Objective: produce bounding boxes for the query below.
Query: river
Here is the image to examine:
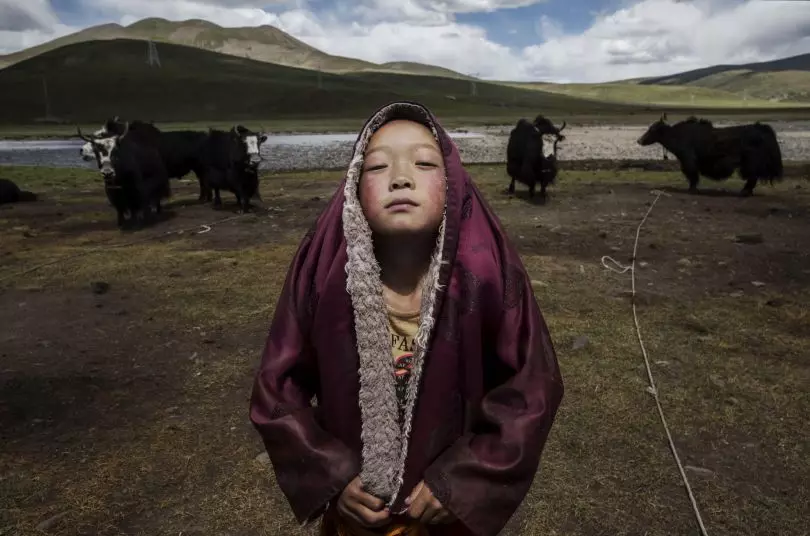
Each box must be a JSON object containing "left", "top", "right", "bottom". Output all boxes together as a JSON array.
[{"left": 0, "top": 132, "right": 488, "bottom": 172}]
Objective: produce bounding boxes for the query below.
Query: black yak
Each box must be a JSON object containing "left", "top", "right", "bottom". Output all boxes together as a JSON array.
[
  {"left": 81, "top": 117, "right": 210, "bottom": 202},
  {"left": 506, "top": 115, "right": 567, "bottom": 199},
  {"left": 198, "top": 125, "right": 267, "bottom": 213},
  {"left": 78, "top": 123, "right": 171, "bottom": 228},
  {"left": 637, "top": 113, "right": 783, "bottom": 196},
  {"left": 0, "top": 178, "right": 37, "bottom": 205}
]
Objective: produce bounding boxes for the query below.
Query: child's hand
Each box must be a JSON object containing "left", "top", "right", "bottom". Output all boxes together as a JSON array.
[
  {"left": 337, "top": 477, "right": 391, "bottom": 529},
  {"left": 405, "top": 480, "right": 456, "bottom": 524}
]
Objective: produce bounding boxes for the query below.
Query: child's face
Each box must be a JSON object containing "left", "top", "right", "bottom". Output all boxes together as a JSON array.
[{"left": 359, "top": 120, "right": 446, "bottom": 237}]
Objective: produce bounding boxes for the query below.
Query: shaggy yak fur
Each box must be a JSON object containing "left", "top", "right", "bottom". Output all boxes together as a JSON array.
[
  {"left": 637, "top": 113, "right": 784, "bottom": 196},
  {"left": 506, "top": 114, "right": 567, "bottom": 200},
  {"left": 0, "top": 178, "right": 37, "bottom": 205}
]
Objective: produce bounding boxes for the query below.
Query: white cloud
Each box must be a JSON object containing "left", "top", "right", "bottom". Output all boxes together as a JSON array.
[
  {"left": 1, "top": 0, "right": 809, "bottom": 85},
  {"left": 535, "top": 14, "right": 563, "bottom": 41},
  {"left": 522, "top": 0, "right": 810, "bottom": 82},
  {"left": 346, "top": 0, "right": 548, "bottom": 24},
  {"left": 0, "top": 0, "right": 61, "bottom": 32},
  {"left": 306, "top": 21, "right": 525, "bottom": 78},
  {"left": 0, "top": 0, "right": 77, "bottom": 54}
]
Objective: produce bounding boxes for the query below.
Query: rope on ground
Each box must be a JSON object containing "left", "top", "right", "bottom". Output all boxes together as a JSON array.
[
  {"left": 0, "top": 212, "right": 249, "bottom": 285},
  {"left": 600, "top": 189, "right": 709, "bottom": 536}
]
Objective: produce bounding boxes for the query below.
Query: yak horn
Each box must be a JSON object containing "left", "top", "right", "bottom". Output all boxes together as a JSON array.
[
  {"left": 76, "top": 126, "right": 94, "bottom": 142},
  {"left": 557, "top": 120, "right": 567, "bottom": 133}
]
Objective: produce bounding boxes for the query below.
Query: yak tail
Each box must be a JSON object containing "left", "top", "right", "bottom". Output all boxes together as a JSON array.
[
  {"left": 756, "top": 123, "right": 784, "bottom": 183},
  {"left": 18, "top": 191, "right": 38, "bottom": 202}
]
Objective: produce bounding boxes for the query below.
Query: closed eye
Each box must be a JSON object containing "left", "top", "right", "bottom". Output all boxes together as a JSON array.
[
  {"left": 416, "top": 161, "right": 438, "bottom": 168},
  {"left": 364, "top": 164, "right": 387, "bottom": 172}
]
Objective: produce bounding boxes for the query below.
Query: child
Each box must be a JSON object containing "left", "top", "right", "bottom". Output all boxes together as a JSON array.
[{"left": 250, "top": 101, "right": 564, "bottom": 536}]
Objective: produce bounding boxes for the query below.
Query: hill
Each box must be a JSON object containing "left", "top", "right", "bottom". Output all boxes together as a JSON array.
[
  {"left": 502, "top": 81, "right": 804, "bottom": 108},
  {"left": 635, "top": 53, "right": 810, "bottom": 102},
  {"left": 0, "top": 17, "right": 471, "bottom": 79},
  {"left": 0, "top": 38, "right": 650, "bottom": 125},
  {"left": 371, "top": 62, "right": 474, "bottom": 80}
]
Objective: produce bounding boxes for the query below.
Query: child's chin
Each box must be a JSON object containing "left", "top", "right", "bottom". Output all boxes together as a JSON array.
[{"left": 378, "top": 223, "right": 435, "bottom": 237}]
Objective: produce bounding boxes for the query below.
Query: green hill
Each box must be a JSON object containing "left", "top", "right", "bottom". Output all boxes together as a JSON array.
[
  {"left": 371, "top": 62, "right": 473, "bottom": 80},
  {"left": 0, "top": 17, "right": 469, "bottom": 79},
  {"left": 635, "top": 53, "right": 810, "bottom": 102},
  {"left": 4, "top": 17, "right": 810, "bottom": 107},
  {"left": 0, "top": 38, "right": 651, "bottom": 125},
  {"left": 502, "top": 81, "right": 806, "bottom": 108}
]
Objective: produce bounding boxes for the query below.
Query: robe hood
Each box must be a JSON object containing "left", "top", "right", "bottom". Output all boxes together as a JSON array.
[
  {"left": 250, "top": 101, "right": 564, "bottom": 536},
  {"left": 341, "top": 101, "right": 459, "bottom": 502}
]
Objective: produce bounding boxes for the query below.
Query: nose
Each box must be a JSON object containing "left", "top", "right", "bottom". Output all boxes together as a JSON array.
[{"left": 390, "top": 175, "right": 414, "bottom": 190}]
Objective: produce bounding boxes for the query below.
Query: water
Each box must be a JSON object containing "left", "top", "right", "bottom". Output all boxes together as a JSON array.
[{"left": 0, "top": 132, "right": 486, "bottom": 171}]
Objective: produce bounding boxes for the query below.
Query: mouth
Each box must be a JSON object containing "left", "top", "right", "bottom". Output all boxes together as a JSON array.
[{"left": 385, "top": 198, "right": 419, "bottom": 209}]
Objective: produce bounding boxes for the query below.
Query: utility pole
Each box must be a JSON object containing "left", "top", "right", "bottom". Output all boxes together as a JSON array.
[
  {"left": 470, "top": 72, "right": 481, "bottom": 97},
  {"left": 147, "top": 40, "right": 161, "bottom": 67},
  {"left": 42, "top": 75, "right": 51, "bottom": 119}
]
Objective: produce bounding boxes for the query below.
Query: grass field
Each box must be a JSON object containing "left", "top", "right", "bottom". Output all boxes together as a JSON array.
[
  {"left": 0, "top": 38, "right": 639, "bottom": 126},
  {"left": 506, "top": 81, "right": 810, "bottom": 108},
  {"left": 5, "top": 38, "right": 810, "bottom": 139},
  {"left": 7, "top": 109, "right": 810, "bottom": 141},
  {"left": 1, "top": 162, "right": 808, "bottom": 536}
]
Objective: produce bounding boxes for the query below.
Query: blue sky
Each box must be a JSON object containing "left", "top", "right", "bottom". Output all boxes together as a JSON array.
[
  {"left": 455, "top": 0, "right": 607, "bottom": 49},
  {"left": 51, "top": 0, "right": 92, "bottom": 26},
  {"left": 2, "top": 0, "right": 810, "bottom": 82}
]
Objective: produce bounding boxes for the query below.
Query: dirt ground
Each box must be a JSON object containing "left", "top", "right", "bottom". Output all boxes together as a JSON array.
[{"left": 1, "top": 162, "right": 809, "bottom": 536}]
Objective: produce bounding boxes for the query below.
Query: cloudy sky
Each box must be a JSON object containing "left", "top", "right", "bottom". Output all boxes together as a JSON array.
[{"left": 1, "top": 0, "right": 809, "bottom": 82}]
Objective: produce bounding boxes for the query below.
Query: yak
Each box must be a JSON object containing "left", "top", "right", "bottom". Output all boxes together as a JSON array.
[
  {"left": 506, "top": 115, "right": 567, "bottom": 199},
  {"left": 198, "top": 125, "right": 267, "bottom": 213},
  {"left": 78, "top": 122, "right": 171, "bottom": 228},
  {"left": 81, "top": 117, "right": 210, "bottom": 202},
  {"left": 0, "top": 178, "right": 37, "bottom": 205},
  {"left": 637, "top": 113, "right": 783, "bottom": 196}
]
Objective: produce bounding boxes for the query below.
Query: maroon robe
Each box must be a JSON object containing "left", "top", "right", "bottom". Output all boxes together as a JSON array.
[{"left": 249, "top": 101, "right": 564, "bottom": 536}]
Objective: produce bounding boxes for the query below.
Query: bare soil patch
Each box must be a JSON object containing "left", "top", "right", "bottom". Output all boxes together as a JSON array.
[{"left": 1, "top": 163, "right": 808, "bottom": 536}]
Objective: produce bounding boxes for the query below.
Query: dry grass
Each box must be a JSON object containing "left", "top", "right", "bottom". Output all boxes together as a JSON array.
[
  {"left": 1, "top": 163, "right": 808, "bottom": 535},
  {"left": 507, "top": 81, "right": 804, "bottom": 108}
]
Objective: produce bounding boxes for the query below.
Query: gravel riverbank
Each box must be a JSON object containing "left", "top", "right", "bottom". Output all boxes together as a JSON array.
[
  {"left": 2, "top": 122, "right": 808, "bottom": 172},
  {"left": 266, "top": 122, "right": 810, "bottom": 172}
]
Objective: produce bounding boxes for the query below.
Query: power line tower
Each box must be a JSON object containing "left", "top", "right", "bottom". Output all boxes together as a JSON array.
[
  {"left": 470, "top": 72, "right": 481, "bottom": 97},
  {"left": 146, "top": 40, "right": 161, "bottom": 68},
  {"left": 42, "top": 75, "right": 51, "bottom": 119}
]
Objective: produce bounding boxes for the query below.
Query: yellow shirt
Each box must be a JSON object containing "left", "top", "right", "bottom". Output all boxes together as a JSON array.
[
  {"left": 318, "top": 309, "right": 428, "bottom": 536},
  {"left": 388, "top": 306, "right": 419, "bottom": 428}
]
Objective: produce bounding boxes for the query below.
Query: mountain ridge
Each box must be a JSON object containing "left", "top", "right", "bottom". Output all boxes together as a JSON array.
[
  {"left": 0, "top": 17, "right": 475, "bottom": 80},
  {"left": 1, "top": 17, "right": 809, "bottom": 102}
]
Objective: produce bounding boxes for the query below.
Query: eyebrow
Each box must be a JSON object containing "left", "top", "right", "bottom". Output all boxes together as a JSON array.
[{"left": 365, "top": 143, "right": 441, "bottom": 156}]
